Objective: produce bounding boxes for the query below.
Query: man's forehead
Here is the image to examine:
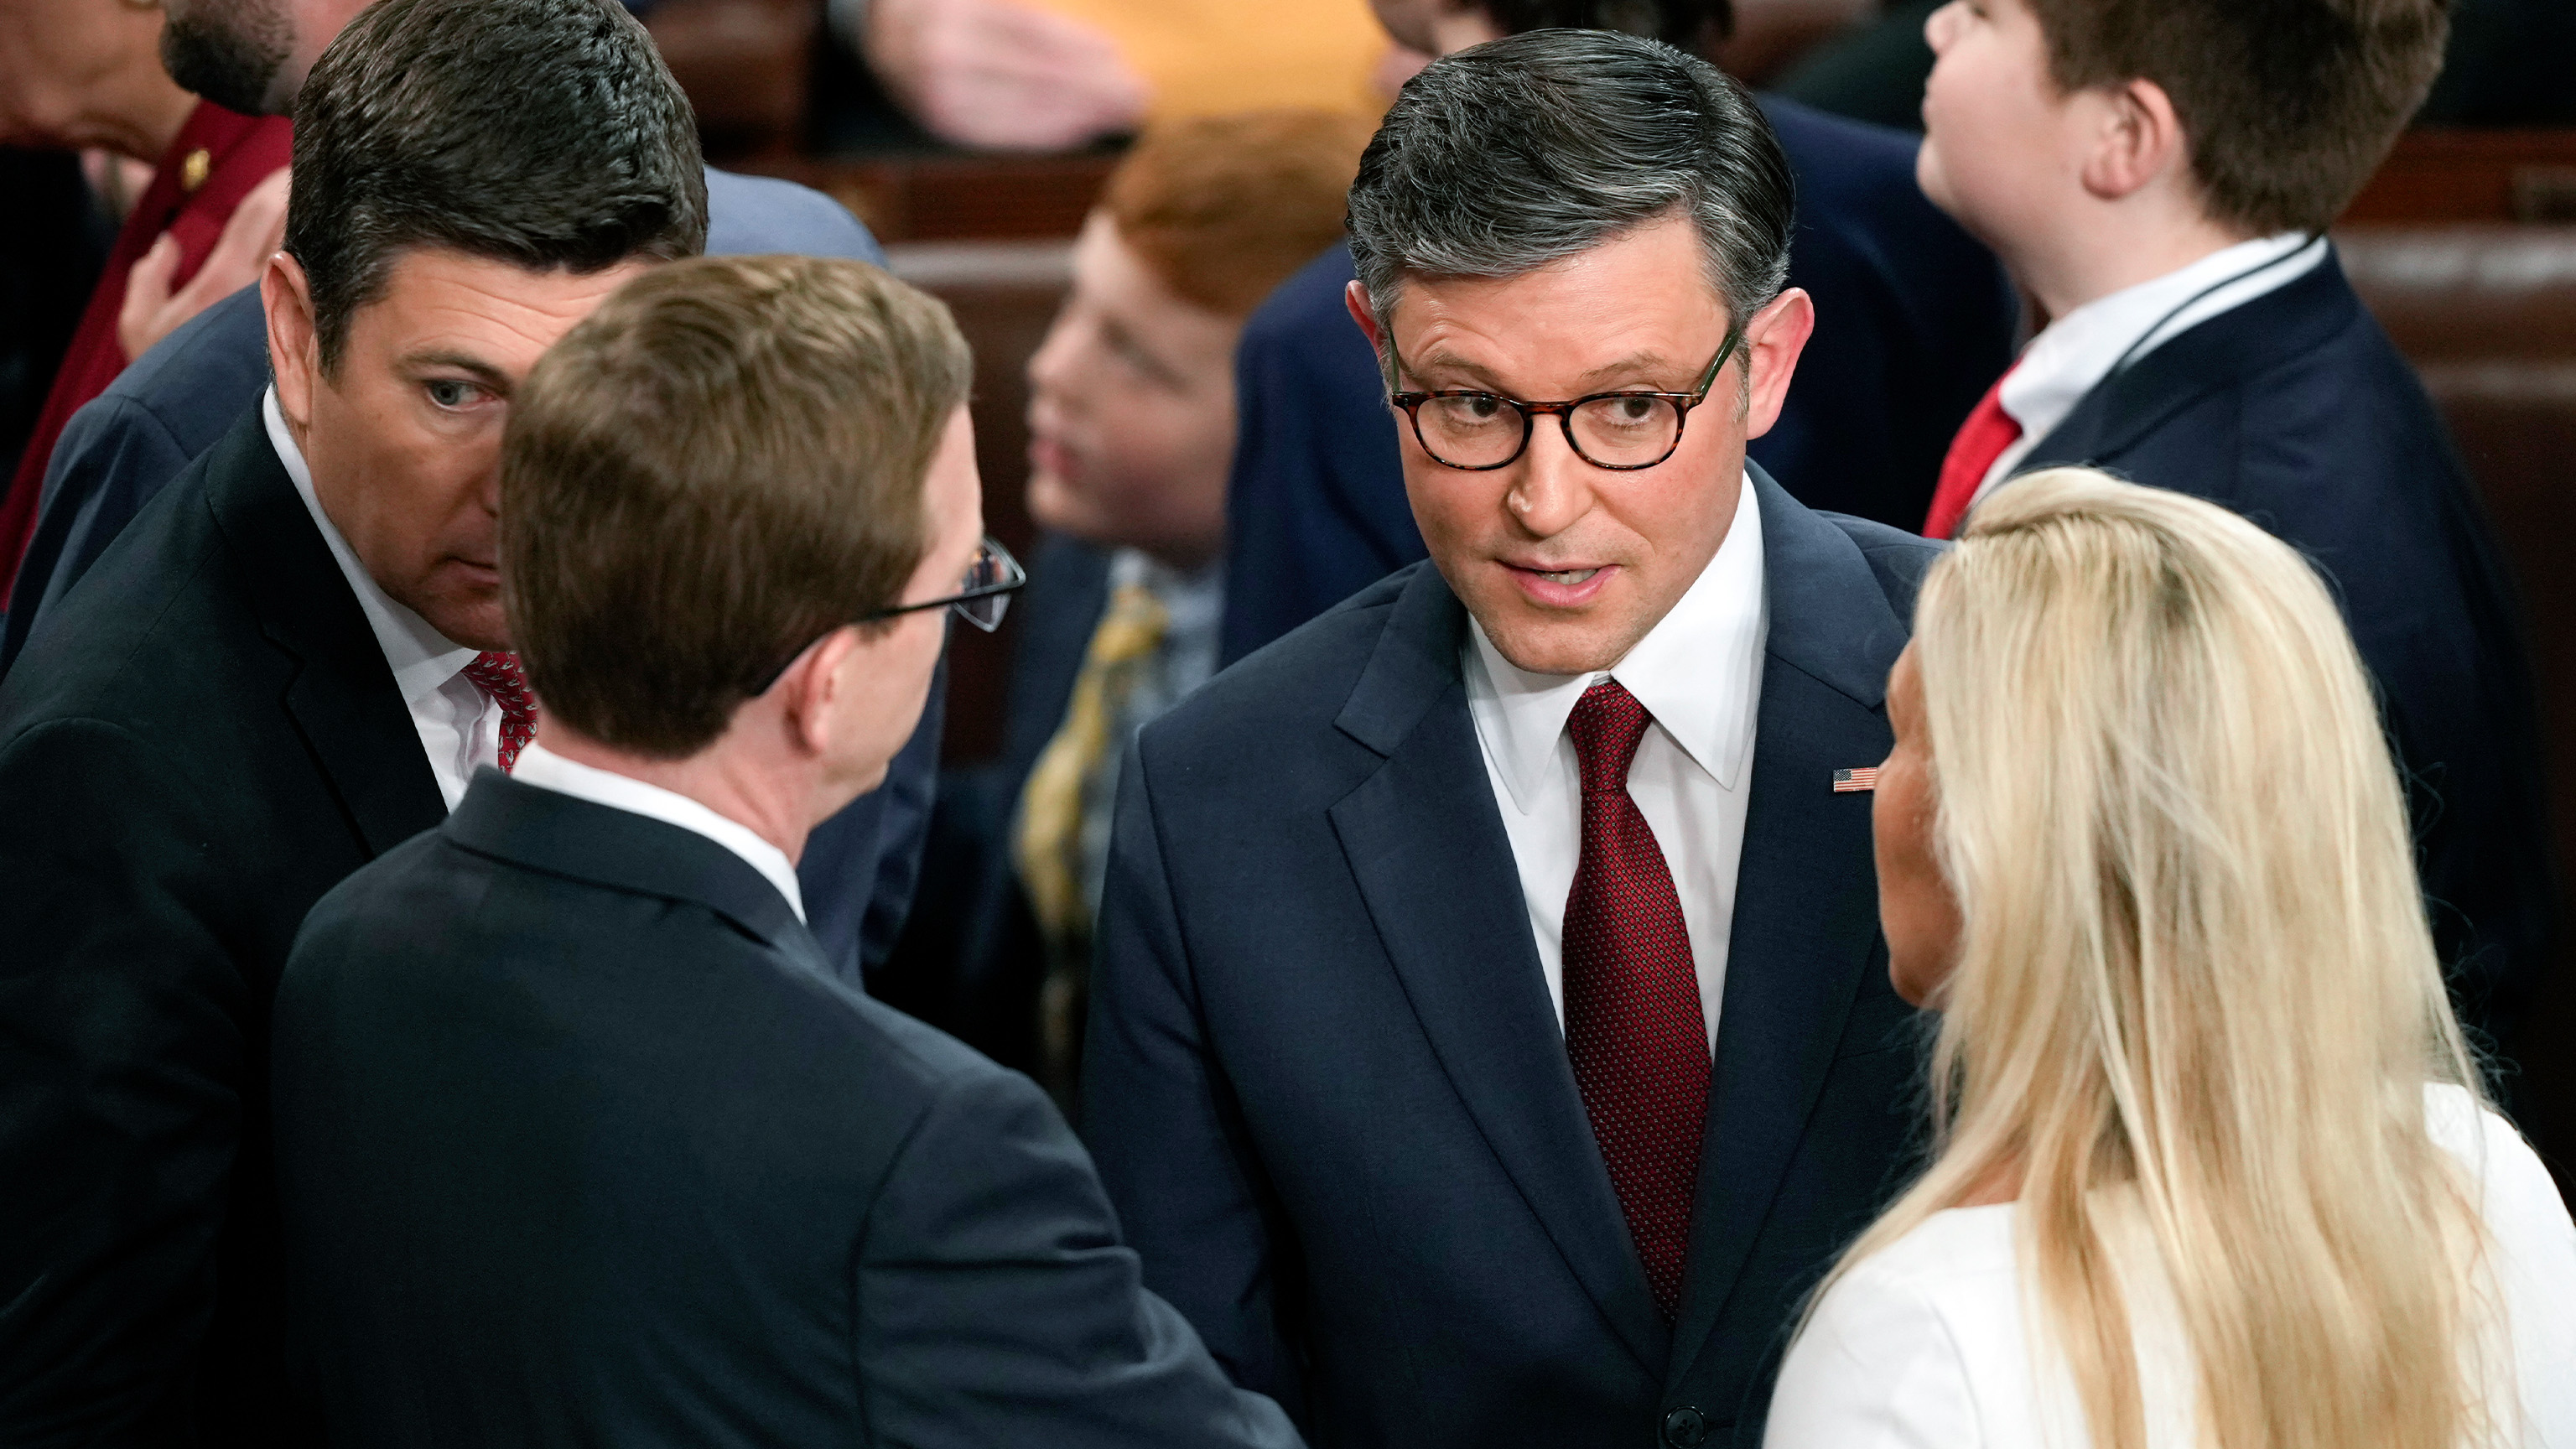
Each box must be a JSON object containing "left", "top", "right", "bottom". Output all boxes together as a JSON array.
[{"left": 352, "top": 247, "right": 653, "bottom": 357}]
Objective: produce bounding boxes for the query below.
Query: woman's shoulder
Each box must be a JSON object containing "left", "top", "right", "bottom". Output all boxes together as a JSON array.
[{"left": 1763, "top": 1208, "right": 2030, "bottom": 1449}]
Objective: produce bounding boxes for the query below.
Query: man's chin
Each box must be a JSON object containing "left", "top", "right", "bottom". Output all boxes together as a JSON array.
[{"left": 1471, "top": 603, "right": 1633, "bottom": 679}]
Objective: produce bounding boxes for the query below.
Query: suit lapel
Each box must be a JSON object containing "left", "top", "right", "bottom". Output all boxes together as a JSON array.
[
  {"left": 2024, "top": 257, "right": 2360, "bottom": 471},
  {"left": 1667, "top": 477, "right": 1911, "bottom": 1385},
  {"left": 1326, "top": 565, "right": 1671, "bottom": 1375},
  {"left": 200, "top": 408, "right": 446, "bottom": 857}
]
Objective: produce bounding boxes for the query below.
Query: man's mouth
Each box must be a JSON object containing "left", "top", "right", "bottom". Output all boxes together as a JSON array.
[{"left": 1532, "top": 567, "right": 1601, "bottom": 586}]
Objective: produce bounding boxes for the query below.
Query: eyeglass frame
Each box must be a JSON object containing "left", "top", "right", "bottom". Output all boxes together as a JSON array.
[
  {"left": 747, "top": 534, "right": 1027, "bottom": 698},
  {"left": 1384, "top": 327, "right": 1744, "bottom": 473}
]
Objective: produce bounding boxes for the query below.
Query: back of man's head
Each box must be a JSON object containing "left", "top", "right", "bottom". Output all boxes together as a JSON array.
[
  {"left": 284, "top": 0, "right": 709, "bottom": 374},
  {"left": 501, "top": 256, "right": 971, "bottom": 760},
  {"left": 2026, "top": 0, "right": 2446, "bottom": 235},
  {"left": 1348, "top": 28, "right": 1791, "bottom": 340}
]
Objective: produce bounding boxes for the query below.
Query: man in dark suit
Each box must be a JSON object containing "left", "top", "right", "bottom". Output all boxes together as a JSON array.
[
  {"left": 1216, "top": 0, "right": 2013, "bottom": 666},
  {"left": 273, "top": 251, "right": 1297, "bottom": 1449},
  {"left": 1084, "top": 34, "right": 1937, "bottom": 1447},
  {"left": 0, "top": 1, "right": 937, "bottom": 979},
  {"left": 1909, "top": 0, "right": 2548, "bottom": 1048},
  {"left": 0, "top": 3, "right": 722, "bottom": 1441}
]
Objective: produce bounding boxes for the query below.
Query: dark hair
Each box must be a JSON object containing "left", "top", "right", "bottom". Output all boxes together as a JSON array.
[
  {"left": 283, "top": 0, "right": 709, "bottom": 372},
  {"left": 2024, "top": 0, "right": 2448, "bottom": 234},
  {"left": 1483, "top": 0, "right": 1734, "bottom": 55},
  {"left": 1346, "top": 29, "right": 1792, "bottom": 342},
  {"left": 502, "top": 256, "right": 971, "bottom": 759}
]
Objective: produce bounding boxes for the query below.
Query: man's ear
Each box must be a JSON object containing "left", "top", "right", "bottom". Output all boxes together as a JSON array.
[
  {"left": 782, "top": 625, "right": 865, "bottom": 759},
  {"left": 2080, "top": 76, "right": 2189, "bottom": 203},
  {"left": 263, "top": 251, "right": 321, "bottom": 433},
  {"left": 1344, "top": 278, "right": 1388, "bottom": 355},
  {"left": 1741, "top": 287, "right": 1816, "bottom": 442}
]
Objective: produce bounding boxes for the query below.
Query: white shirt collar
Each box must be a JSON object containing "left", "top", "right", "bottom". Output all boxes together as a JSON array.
[
  {"left": 1997, "top": 231, "right": 2328, "bottom": 452},
  {"left": 265, "top": 387, "right": 480, "bottom": 709},
  {"left": 507, "top": 741, "right": 808, "bottom": 922},
  {"left": 1466, "top": 470, "right": 1768, "bottom": 812}
]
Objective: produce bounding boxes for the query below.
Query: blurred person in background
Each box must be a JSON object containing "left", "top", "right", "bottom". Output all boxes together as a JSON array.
[
  {"left": 0, "top": 0, "right": 291, "bottom": 601},
  {"left": 829, "top": 0, "right": 1386, "bottom": 152},
  {"left": 1767, "top": 469, "right": 2576, "bottom": 1447},
  {"left": 878, "top": 108, "right": 1368, "bottom": 1091},
  {"left": 1217, "top": 0, "right": 2016, "bottom": 667}
]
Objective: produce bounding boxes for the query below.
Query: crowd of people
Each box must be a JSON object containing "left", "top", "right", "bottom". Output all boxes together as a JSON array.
[{"left": 1, "top": 0, "right": 2572, "bottom": 1446}]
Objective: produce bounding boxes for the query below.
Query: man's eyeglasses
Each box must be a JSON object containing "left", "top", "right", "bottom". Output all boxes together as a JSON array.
[
  {"left": 1386, "top": 330, "right": 1742, "bottom": 472},
  {"left": 750, "top": 536, "right": 1026, "bottom": 696}
]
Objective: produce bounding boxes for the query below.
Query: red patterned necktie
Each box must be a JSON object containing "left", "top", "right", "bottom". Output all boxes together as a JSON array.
[
  {"left": 461, "top": 651, "right": 538, "bottom": 772},
  {"left": 1921, "top": 367, "right": 2023, "bottom": 540},
  {"left": 1561, "top": 678, "right": 1709, "bottom": 1322}
]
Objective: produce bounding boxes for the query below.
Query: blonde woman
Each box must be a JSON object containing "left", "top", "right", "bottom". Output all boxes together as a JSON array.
[{"left": 1764, "top": 469, "right": 2576, "bottom": 1449}]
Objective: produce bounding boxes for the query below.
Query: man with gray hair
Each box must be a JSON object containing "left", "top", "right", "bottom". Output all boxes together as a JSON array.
[{"left": 1083, "top": 29, "right": 1940, "bottom": 1447}]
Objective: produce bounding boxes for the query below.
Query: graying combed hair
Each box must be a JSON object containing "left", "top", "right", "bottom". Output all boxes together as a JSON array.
[{"left": 1347, "top": 29, "right": 1794, "bottom": 363}]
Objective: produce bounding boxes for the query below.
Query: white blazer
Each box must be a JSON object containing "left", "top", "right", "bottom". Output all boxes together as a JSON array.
[{"left": 1765, "top": 1086, "right": 2576, "bottom": 1448}]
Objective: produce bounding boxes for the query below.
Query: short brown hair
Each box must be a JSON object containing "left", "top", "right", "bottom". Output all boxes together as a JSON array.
[
  {"left": 2023, "top": 0, "right": 2447, "bottom": 235},
  {"left": 502, "top": 255, "right": 971, "bottom": 758},
  {"left": 1101, "top": 108, "right": 1376, "bottom": 318}
]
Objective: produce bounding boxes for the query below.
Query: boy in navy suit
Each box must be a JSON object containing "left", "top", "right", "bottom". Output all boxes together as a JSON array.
[{"left": 1912, "top": 0, "right": 2550, "bottom": 1047}]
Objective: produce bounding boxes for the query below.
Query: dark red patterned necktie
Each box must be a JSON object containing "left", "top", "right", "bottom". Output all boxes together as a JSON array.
[
  {"left": 462, "top": 651, "right": 538, "bottom": 772},
  {"left": 1561, "top": 678, "right": 1709, "bottom": 1322}
]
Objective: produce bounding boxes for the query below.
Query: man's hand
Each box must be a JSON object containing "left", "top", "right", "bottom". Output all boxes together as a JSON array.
[
  {"left": 864, "top": 0, "right": 1147, "bottom": 152},
  {"left": 118, "top": 165, "right": 290, "bottom": 364}
]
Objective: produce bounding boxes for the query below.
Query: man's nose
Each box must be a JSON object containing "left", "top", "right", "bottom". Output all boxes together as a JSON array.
[
  {"left": 1924, "top": 0, "right": 1961, "bottom": 51},
  {"left": 1506, "top": 418, "right": 1597, "bottom": 537}
]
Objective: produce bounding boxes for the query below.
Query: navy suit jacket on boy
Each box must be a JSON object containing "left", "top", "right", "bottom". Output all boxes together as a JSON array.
[
  {"left": 1084, "top": 470, "right": 1940, "bottom": 1449},
  {"left": 2019, "top": 257, "right": 2552, "bottom": 1047},
  {"left": 1215, "top": 96, "right": 2014, "bottom": 665}
]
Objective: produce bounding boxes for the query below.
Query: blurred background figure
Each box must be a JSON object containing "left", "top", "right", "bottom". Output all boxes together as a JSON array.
[
  {"left": 826, "top": 0, "right": 1386, "bottom": 151},
  {"left": 0, "top": 0, "right": 290, "bottom": 600},
  {"left": 875, "top": 108, "right": 1368, "bottom": 1089},
  {"left": 1768, "top": 469, "right": 2576, "bottom": 1447}
]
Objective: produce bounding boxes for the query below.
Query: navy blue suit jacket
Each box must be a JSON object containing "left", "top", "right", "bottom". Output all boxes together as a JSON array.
[
  {"left": 2018, "top": 257, "right": 2551, "bottom": 1047},
  {"left": 1085, "top": 470, "right": 1939, "bottom": 1448},
  {"left": 1217, "top": 96, "right": 2012, "bottom": 665},
  {"left": 273, "top": 771, "right": 1300, "bottom": 1449},
  {"left": 0, "top": 168, "right": 934, "bottom": 977}
]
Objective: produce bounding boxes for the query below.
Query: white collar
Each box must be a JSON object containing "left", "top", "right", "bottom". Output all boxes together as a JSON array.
[
  {"left": 265, "top": 387, "right": 480, "bottom": 709},
  {"left": 1466, "top": 470, "right": 1768, "bottom": 811},
  {"left": 2001, "top": 232, "right": 2328, "bottom": 439},
  {"left": 507, "top": 741, "right": 808, "bottom": 922}
]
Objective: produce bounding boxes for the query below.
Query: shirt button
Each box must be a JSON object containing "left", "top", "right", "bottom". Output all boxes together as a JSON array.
[{"left": 1661, "top": 1405, "right": 1709, "bottom": 1447}]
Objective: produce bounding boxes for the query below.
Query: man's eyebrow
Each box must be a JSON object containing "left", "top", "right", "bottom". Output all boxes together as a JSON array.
[
  {"left": 1402, "top": 349, "right": 1685, "bottom": 392},
  {"left": 1571, "top": 351, "right": 1679, "bottom": 387},
  {"left": 400, "top": 350, "right": 514, "bottom": 396}
]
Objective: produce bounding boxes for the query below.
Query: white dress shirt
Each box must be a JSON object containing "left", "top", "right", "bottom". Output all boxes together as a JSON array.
[
  {"left": 510, "top": 741, "right": 808, "bottom": 921},
  {"left": 1463, "top": 473, "right": 1767, "bottom": 1050},
  {"left": 1973, "top": 231, "right": 2331, "bottom": 507},
  {"left": 266, "top": 387, "right": 501, "bottom": 808},
  {"left": 1763, "top": 1085, "right": 2576, "bottom": 1449}
]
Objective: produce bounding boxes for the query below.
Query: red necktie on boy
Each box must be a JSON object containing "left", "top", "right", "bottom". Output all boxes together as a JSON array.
[{"left": 1922, "top": 368, "right": 2023, "bottom": 540}]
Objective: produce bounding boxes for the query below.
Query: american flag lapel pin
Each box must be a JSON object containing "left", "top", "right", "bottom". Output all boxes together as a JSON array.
[{"left": 1832, "top": 767, "right": 1879, "bottom": 793}]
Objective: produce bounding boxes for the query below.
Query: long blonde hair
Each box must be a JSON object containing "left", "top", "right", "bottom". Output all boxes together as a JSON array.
[{"left": 1820, "top": 469, "right": 2495, "bottom": 1449}]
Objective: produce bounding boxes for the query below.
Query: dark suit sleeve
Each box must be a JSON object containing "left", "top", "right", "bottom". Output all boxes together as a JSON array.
[
  {"left": 854, "top": 1062, "right": 1301, "bottom": 1449},
  {"left": 1, "top": 396, "right": 195, "bottom": 676},
  {"left": 1082, "top": 739, "right": 1306, "bottom": 1417},
  {"left": 0, "top": 719, "right": 242, "bottom": 1446}
]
